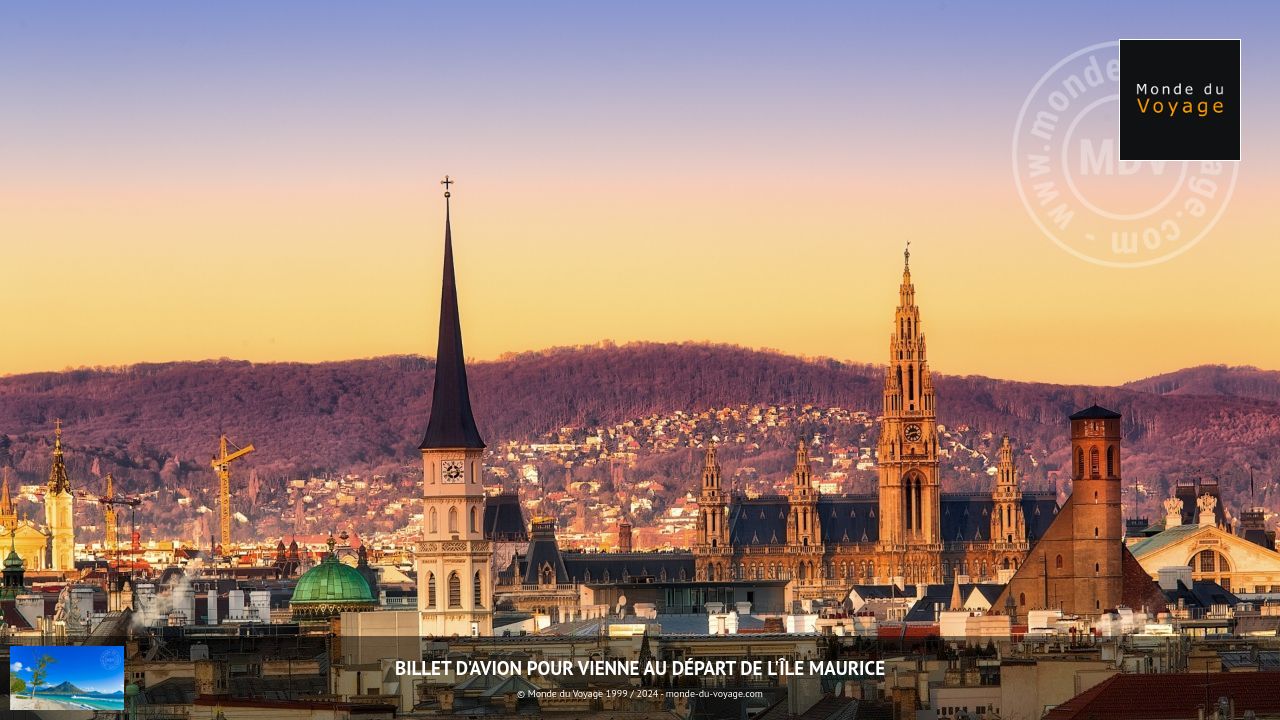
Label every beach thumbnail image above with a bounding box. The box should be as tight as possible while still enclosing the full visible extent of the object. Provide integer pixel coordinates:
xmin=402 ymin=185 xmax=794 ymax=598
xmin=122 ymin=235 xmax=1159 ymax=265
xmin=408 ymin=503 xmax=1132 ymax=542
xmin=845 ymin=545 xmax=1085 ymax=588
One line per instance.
xmin=9 ymin=645 xmax=125 ymax=712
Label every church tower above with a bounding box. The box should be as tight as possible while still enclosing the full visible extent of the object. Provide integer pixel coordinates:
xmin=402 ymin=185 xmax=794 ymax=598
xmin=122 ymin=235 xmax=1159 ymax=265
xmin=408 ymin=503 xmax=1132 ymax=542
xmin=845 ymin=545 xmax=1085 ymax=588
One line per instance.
xmin=0 ymin=468 xmax=16 ymax=531
xmin=694 ymin=444 xmax=730 ymax=581
xmin=877 ymin=245 xmax=941 ymax=548
xmin=994 ymin=406 xmax=1125 ymax=622
xmin=990 ymin=436 xmax=1026 ymax=548
xmin=45 ymin=420 xmax=75 ymax=571
xmin=415 ymin=177 xmax=493 ymax=637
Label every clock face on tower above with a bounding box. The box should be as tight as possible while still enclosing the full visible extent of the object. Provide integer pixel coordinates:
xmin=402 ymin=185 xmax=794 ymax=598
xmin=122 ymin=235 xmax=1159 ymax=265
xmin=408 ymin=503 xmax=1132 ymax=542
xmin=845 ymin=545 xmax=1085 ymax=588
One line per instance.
xmin=442 ymin=460 xmax=465 ymax=483
xmin=904 ymin=423 xmax=922 ymax=443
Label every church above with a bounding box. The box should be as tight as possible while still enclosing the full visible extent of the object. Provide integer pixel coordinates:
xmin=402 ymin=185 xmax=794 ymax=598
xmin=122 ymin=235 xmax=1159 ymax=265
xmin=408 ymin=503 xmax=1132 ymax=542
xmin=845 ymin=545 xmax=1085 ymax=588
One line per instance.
xmin=692 ymin=248 xmax=1060 ymax=588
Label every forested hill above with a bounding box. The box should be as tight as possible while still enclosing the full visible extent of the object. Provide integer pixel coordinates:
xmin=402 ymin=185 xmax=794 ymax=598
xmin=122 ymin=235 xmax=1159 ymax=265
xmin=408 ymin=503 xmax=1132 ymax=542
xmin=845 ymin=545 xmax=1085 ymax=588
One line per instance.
xmin=0 ymin=344 xmax=1277 ymax=533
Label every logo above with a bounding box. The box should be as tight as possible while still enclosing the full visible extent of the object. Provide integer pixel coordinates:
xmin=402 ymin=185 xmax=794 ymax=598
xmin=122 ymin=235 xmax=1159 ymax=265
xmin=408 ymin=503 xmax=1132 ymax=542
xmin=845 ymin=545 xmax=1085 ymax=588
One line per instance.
xmin=1013 ymin=42 xmax=1237 ymax=267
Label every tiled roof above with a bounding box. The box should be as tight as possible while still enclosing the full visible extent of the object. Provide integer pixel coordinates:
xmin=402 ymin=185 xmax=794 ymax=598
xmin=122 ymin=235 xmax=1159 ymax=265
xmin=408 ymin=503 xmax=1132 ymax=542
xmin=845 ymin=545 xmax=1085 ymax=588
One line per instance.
xmin=1045 ymin=671 xmax=1280 ymax=719
xmin=1128 ymin=522 xmax=1203 ymax=556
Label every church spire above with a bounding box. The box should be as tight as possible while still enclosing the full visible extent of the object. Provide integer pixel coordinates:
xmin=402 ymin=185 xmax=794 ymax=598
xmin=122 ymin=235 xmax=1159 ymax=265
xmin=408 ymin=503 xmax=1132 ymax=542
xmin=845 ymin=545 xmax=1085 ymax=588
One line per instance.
xmin=419 ymin=176 xmax=486 ymax=450
xmin=47 ymin=419 xmax=72 ymax=494
xmin=0 ymin=467 xmax=12 ymax=516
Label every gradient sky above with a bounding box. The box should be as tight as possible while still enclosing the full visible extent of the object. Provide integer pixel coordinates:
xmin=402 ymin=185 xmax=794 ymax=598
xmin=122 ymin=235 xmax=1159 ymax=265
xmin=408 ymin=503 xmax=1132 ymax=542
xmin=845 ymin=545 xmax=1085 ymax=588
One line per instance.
xmin=2 ymin=2 xmax=1277 ymax=384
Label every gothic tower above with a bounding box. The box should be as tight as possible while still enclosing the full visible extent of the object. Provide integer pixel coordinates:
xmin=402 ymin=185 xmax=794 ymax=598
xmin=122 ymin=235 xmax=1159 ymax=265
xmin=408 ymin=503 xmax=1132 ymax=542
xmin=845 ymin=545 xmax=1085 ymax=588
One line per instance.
xmin=990 ymin=436 xmax=1027 ymax=548
xmin=104 ymin=473 xmax=119 ymax=554
xmin=45 ymin=420 xmax=75 ymax=571
xmin=694 ymin=444 xmax=730 ymax=581
xmin=877 ymin=246 xmax=941 ymax=548
xmin=787 ymin=441 xmax=823 ymax=581
xmin=415 ymin=178 xmax=493 ymax=637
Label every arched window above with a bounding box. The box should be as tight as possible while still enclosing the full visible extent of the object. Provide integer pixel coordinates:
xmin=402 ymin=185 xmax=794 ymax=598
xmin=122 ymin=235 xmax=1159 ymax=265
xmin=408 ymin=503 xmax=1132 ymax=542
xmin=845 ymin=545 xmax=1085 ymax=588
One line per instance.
xmin=1089 ymin=447 xmax=1100 ymax=478
xmin=448 ymin=507 xmax=459 ymax=534
xmin=427 ymin=572 xmax=437 ymax=608
xmin=1019 ymin=592 xmax=1026 ymax=606
xmin=448 ymin=572 xmax=462 ymax=608
xmin=1106 ymin=446 xmax=1116 ymax=477
xmin=473 ymin=571 xmax=484 ymax=608
xmin=429 ymin=508 xmax=438 ymax=534
xmin=1055 ymin=554 xmax=1063 ymax=569
xmin=470 ymin=506 xmax=478 ymax=534
xmin=1075 ymin=448 xmax=1085 ymax=479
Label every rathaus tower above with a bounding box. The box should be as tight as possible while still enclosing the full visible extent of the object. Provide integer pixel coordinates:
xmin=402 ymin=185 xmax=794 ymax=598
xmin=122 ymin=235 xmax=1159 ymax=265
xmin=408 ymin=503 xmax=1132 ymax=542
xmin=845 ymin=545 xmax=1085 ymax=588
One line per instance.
xmin=876 ymin=245 xmax=942 ymax=564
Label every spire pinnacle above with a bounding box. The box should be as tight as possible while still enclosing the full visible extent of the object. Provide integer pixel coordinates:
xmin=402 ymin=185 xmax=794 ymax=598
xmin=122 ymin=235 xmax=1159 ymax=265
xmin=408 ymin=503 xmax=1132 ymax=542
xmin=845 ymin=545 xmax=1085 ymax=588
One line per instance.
xmin=47 ymin=421 xmax=72 ymax=494
xmin=904 ymin=241 xmax=911 ymax=270
xmin=0 ymin=468 xmax=11 ymax=515
xmin=420 ymin=176 xmax=486 ymax=450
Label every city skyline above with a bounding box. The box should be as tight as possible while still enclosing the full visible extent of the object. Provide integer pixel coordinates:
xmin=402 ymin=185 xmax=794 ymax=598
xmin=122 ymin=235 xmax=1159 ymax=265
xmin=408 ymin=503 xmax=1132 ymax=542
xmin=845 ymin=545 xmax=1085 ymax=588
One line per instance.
xmin=3 ymin=2 xmax=1278 ymax=384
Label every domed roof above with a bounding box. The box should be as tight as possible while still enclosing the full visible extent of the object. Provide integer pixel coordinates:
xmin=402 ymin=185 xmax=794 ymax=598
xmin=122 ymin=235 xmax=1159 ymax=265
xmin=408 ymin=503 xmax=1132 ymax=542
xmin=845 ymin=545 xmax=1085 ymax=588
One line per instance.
xmin=288 ymin=538 xmax=373 ymax=617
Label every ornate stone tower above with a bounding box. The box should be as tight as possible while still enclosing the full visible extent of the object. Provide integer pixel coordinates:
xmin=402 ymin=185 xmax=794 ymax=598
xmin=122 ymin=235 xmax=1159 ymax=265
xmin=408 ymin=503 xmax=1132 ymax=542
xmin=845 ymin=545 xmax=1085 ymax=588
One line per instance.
xmin=877 ymin=245 xmax=941 ymax=549
xmin=786 ymin=442 xmax=824 ymax=581
xmin=786 ymin=442 xmax=822 ymax=548
xmin=990 ymin=436 xmax=1027 ymax=547
xmin=694 ymin=444 xmax=730 ymax=581
xmin=416 ymin=177 xmax=493 ymax=637
xmin=0 ymin=468 xmax=16 ymax=531
xmin=45 ymin=420 xmax=75 ymax=571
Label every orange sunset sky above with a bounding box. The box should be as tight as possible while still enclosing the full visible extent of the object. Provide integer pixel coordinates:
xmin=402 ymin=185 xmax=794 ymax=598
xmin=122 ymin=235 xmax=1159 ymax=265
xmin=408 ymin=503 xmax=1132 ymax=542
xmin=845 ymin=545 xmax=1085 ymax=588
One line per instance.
xmin=2 ymin=2 xmax=1277 ymax=385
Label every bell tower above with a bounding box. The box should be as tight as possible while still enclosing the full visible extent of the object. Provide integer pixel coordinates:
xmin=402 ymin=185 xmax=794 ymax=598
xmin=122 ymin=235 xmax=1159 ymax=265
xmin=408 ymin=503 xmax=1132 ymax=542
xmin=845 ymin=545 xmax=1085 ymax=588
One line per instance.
xmin=416 ymin=177 xmax=493 ymax=637
xmin=877 ymin=245 xmax=941 ymax=548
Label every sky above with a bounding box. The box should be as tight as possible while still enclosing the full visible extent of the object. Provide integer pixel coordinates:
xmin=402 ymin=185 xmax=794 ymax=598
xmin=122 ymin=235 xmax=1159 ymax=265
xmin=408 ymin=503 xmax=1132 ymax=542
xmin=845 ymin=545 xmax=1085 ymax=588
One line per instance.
xmin=10 ymin=645 xmax=125 ymax=694
xmin=2 ymin=1 xmax=1277 ymax=384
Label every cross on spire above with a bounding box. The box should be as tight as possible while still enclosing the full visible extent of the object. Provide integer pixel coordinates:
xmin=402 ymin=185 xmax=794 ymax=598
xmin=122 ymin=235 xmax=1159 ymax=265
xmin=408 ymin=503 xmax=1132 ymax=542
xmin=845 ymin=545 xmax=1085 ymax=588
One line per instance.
xmin=441 ymin=175 xmax=454 ymax=198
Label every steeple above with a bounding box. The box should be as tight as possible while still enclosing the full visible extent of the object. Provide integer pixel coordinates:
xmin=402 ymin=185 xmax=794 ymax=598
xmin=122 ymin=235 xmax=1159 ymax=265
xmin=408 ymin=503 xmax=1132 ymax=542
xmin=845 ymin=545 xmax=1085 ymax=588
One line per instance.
xmin=47 ymin=419 xmax=72 ymax=494
xmin=790 ymin=441 xmax=816 ymax=501
xmin=0 ymin=467 xmax=13 ymax=518
xmin=419 ymin=177 xmax=485 ymax=450
xmin=701 ymin=443 xmax=721 ymax=494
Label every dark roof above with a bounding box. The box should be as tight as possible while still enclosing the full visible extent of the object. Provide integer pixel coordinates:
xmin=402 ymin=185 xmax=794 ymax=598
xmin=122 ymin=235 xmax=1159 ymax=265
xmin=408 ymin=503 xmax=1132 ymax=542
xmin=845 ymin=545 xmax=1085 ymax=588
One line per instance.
xmin=1069 ymin=405 xmax=1121 ymax=420
xmin=485 ymin=493 xmax=529 ymax=542
xmin=1161 ymin=579 xmax=1240 ymax=610
xmin=419 ymin=197 xmax=485 ymax=450
xmin=726 ymin=492 xmax=1058 ymax=547
xmin=522 ymin=521 xmax=570 ymax=585
xmin=562 ymin=552 xmax=696 ymax=584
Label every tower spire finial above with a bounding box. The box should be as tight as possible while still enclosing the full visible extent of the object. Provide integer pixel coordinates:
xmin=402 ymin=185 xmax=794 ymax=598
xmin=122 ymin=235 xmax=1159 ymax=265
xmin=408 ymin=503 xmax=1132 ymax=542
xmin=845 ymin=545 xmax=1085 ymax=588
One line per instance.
xmin=904 ymin=241 xmax=911 ymax=270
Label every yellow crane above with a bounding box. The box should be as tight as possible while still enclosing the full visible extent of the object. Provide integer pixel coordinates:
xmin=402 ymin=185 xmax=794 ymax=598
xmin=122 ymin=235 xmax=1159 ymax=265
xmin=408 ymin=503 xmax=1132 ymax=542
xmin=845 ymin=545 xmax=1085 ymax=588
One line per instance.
xmin=211 ymin=434 xmax=255 ymax=553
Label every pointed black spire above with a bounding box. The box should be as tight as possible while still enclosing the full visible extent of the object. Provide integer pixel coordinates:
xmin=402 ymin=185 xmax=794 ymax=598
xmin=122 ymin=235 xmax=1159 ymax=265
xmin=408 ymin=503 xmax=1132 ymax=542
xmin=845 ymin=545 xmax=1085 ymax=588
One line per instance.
xmin=420 ymin=177 xmax=486 ymax=450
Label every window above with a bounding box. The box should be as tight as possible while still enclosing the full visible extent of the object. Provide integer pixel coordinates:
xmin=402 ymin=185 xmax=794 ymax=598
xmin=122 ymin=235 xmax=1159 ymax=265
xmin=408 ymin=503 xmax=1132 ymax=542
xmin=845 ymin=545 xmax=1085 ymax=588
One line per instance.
xmin=1019 ymin=592 xmax=1026 ymax=606
xmin=470 ymin=506 xmax=478 ymax=534
xmin=1106 ymin=446 xmax=1116 ymax=477
xmin=1089 ymin=447 xmax=1100 ymax=478
xmin=473 ymin=571 xmax=484 ymax=608
xmin=1199 ymin=550 xmax=1216 ymax=573
xmin=448 ymin=507 xmax=459 ymax=534
xmin=448 ymin=572 xmax=461 ymax=608
xmin=1075 ymin=448 xmax=1084 ymax=478
xmin=1055 ymin=554 xmax=1063 ymax=569
xmin=427 ymin=572 xmax=437 ymax=608
xmin=429 ymin=508 xmax=438 ymax=534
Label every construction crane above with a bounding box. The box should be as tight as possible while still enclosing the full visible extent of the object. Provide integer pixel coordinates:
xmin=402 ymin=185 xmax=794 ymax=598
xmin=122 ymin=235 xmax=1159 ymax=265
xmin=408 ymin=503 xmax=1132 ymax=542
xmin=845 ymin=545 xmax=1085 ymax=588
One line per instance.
xmin=73 ymin=482 xmax=143 ymax=556
xmin=211 ymin=434 xmax=255 ymax=554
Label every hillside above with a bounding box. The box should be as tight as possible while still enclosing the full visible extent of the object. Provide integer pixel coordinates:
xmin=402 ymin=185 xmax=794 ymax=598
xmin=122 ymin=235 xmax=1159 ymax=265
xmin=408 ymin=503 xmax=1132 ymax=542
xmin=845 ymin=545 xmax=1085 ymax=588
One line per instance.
xmin=1 ymin=344 xmax=1278 ymax=538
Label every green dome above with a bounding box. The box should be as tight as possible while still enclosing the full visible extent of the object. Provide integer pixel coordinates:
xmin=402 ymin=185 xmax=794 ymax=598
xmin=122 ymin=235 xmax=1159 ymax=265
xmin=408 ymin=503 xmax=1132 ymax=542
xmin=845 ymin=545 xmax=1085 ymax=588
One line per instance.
xmin=290 ymin=553 xmax=376 ymax=615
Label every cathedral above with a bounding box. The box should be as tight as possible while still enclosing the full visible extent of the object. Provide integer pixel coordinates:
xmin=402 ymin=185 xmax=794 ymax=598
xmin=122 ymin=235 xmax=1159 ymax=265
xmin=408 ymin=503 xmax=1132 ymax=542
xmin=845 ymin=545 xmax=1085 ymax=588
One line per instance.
xmin=692 ymin=248 xmax=1059 ymax=587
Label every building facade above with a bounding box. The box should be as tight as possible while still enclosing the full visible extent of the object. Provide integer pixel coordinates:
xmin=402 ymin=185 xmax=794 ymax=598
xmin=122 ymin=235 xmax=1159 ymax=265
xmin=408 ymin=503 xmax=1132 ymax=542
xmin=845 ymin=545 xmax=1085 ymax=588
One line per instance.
xmin=693 ymin=249 xmax=1056 ymax=589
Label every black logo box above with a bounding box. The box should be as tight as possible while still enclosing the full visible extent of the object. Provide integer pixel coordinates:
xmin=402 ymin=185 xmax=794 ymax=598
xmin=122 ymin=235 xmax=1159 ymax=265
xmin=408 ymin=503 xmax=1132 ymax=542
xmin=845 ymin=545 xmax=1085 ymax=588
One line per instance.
xmin=1119 ymin=39 xmax=1241 ymax=161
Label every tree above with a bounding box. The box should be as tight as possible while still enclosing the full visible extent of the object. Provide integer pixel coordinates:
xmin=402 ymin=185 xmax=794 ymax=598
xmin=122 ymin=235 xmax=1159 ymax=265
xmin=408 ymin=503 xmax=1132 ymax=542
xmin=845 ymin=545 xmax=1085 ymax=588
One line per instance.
xmin=29 ymin=654 xmax=54 ymax=700
xmin=10 ymin=675 xmax=25 ymax=695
